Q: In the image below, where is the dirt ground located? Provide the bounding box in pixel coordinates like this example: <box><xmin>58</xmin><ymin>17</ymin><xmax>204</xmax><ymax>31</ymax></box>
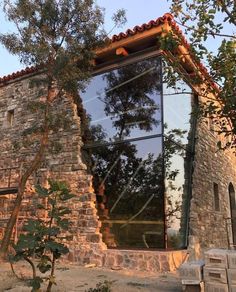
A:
<box><xmin>0</xmin><ymin>261</ymin><xmax>182</xmax><ymax>292</ymax></box>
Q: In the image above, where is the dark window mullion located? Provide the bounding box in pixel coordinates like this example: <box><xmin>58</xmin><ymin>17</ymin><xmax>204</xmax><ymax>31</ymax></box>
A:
<box><xmin>160</xmin><ymin>58</ymin><xmax>167</xmax><ymax>249</ymax></box>
<box><xmin>83</xmin><ymin>133</ymin><xmax>163</xmax><ymax>149</ymax></box>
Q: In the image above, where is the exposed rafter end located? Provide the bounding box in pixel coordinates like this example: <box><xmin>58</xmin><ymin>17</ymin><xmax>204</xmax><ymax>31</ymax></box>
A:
<box><xmin>116</xmin><ymin>47</ymin><xmax>129</xmax><ymax>57</ymax></box>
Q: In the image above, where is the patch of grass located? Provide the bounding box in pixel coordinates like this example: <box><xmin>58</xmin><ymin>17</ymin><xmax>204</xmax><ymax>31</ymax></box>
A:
<box><xmin>86</xmin><ymin>280</ymin><xmax>115</xmax><ymax>292</ymax></box>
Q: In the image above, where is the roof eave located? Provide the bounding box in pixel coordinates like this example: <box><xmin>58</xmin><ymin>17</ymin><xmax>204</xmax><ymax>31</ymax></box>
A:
<box><xmin>95</xmin><ymin>25</ymin><xmax>165</xmax><ymax>63</ymax></box>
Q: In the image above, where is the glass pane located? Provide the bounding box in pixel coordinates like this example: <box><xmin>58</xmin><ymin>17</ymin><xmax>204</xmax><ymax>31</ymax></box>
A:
<box><xmin>163</xmin><ymin>79</ymin><xmax>192</xmax><ymax>145</ymax></box>
<box><xmin>87</xmin><ymin>137</ymin><xmax>165</xmax><ymax>249</ymax></box>
<box><xmin>162</xmin><ymin>73</ymin><xmax>193</xmax><ymax>248</ymax></box>
<box><xmin>164</xmin><ymin>140</ymin><xmax>187</xmax><ymax>248</ymax></box>
<box><xmin>81</xmin><ymin>56</ymin><xmax>162</xmax><ymax>143</ymax></box>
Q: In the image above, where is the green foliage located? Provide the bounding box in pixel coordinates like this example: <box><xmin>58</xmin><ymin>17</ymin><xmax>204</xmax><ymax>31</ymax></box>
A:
<box><xmin>112</xmin><ymin>8</ymin><xmax>127</xmax><ymax>28</ymax></box>
<box><xmin>10</xmin><ymin>180</ymin><xmax>75</xmax><ymax>292</ymax></box>
<box><xmin>169</xmin><ymin>0</ymin><xmax>236</xmax><ymax>149</ymax></box>
<box><xmin>160</xmin><ymin>30</ymin><xmax>182</xmax><ymax>52</ymax></box>
<box><xmin>86</xmin><ymin>280</ymin><xmax>113</xmax><ymax>292</ymax></box>
<box><xmin>1</xmin><ymin>0</ymin><xmax>105</xmax><ymax>94</ymax></box>
<box><xmin>29</xmin><ymin>277</ymin><xmax>44</xmax><ymax>291</ymax></box>
<box><xmin>0</xmin><ymin>0</ymin><xmax>126</xmax><ymax>95</ymax></box>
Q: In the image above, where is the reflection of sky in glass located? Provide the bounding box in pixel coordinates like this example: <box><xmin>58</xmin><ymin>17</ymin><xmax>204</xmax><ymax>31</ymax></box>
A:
<box><xmin>163</xmin><ymin>81</ymin><xmax>192</xmax><ymax>145</ymax></box>
<box><xmin>124</xmin><ymin>137</ymin><xmax>162</xmax><ymax>159</ymax></box>
<box><xmin>163</xmin><ymin>78</ymin><xmax>192</xmax><ymax>232</ymax></box>
<box><xmin>165</xmin><ymin>152</ymin><xmax>185</xmax><ymax>231</ymax></box>
<box><xmin>81</xmin><ymin>57</ymin><xmax>162</xmax><ymax>142</ymax></box>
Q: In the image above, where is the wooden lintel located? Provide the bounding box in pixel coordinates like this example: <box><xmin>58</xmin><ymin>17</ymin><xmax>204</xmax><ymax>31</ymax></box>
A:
<box><xmin>116</xmin><ymin>47</ymin><xmax>129</xmax><ymax>57</ymax></box>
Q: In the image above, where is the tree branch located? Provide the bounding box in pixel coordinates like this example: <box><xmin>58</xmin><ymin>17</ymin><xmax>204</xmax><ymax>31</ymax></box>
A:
<box><xmin>175</xmin><ymin>20</ymin><xmax>236</xmax><ymax>39</ymax></box>
<box><xmin>218</xmin><ymin>0</ymin><xmax>236</xmax><ymax>26</ymax></box>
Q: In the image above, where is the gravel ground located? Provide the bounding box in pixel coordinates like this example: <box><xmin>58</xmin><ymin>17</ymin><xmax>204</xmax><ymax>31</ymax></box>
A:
<box><xmin>0</xmin><ymin>261</ymin><xmax>182</xmax><ymax>292</ymax></box>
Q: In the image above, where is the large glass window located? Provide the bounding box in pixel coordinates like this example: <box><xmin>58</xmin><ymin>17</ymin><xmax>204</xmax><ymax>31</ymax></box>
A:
<box><xmin>81</xmin><ymin>55</ymin><xmax>194</xmax><ymax>249</ymax></box>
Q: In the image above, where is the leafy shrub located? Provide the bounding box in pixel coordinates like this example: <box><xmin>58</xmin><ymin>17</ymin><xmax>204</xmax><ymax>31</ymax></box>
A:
<box><xmin>10</xmin><ymin>180</ymin><xmax>75</xmax><ymax>292</ymax></box>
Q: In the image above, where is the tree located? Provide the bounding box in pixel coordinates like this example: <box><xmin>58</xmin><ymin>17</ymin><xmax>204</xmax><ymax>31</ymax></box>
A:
<box><xmin>0</xmin><ymin>0</ymin><xmax>126</xmax><ymax>256</ymax></box>
<box><xmin>168</xmin><ymin>0</ymin><xmax>236</xmax><ymax>149</ymax></box>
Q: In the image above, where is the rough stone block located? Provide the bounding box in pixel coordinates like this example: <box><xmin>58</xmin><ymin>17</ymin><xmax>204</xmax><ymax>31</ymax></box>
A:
<box><xmin>205</xmin><ymin>282</ymin><xmax>228</xmax><ymax>292</ymax></box>
<box><xmin>227</xmin><ymin>250</ymin><xmax>236</xmax><ymax>269</ymax></box>
<box><xmin>182</xmin><ymin>281</ymin><xmax>204</xmax><ymax>292</ymax></box>
<box><xmin>204</xmin><ymin>267</ymin><xmax>228</xmax><ymax>284</ymax></box>
<box><xmin>227</xmin><ymin>268</ymin><xmax>236</xmax><ymax>287</ymax></box>
<box><xmin>179</xmin><ymin>261</ymin><xmax>204</xmax><ymax>281</ymax></box>
<box><xmin>205</xmin><ymin>249</ymin><xmax>229</xmax><ymax>268</ymax></box>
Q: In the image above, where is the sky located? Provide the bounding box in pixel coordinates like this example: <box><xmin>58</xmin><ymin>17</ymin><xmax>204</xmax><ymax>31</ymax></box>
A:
<box><xmin>0</xmin><ymin>0</ymin><xmax>171</xmax><ymax>77</ymax></box>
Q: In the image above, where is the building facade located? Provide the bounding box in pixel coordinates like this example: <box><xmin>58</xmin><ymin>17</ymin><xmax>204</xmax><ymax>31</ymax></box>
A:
<box><xmin>0</xmin><ymin>13</ymin><xmax>235</xmax><ymax>271</ymax></box>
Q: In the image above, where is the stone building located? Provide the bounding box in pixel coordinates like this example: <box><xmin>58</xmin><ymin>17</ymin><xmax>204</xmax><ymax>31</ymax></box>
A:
<box><xmin>0</xmin><ymin>13</ymin><xmax>235</xmax><ymax>272</ymax></box>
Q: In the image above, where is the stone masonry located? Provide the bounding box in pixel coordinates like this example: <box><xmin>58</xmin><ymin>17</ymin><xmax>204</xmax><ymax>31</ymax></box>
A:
<box><xmin>0</xmin><ymin>69</ymin><xmax>236</xmax><ymax>272</ymax></box>
<box><xmin>0</xmin><ymin>71</ymin><xmax>190</xmax><ymax>272</ymax></box>
<box><xmin>189</xmin><ymin>116</ymin><xmax>236</xmax><ymax>252</ymax></box>
<box><xmin>0</xmin><ymin>73</ymin><xmax>106</xmax><ymax>264</ymax></box>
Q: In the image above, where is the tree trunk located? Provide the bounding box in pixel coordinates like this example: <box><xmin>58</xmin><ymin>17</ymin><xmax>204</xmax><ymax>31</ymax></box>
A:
<box><xmin>46</xmin><ymin>255</ymin><xmax>56</xmax><ymax>292</ymax></box>
<box><xmin>0</xmin><ymin>189</ymin><xmax>23</xmax><ymax>257</ymax></box>
<box><xmin>0</xmin><ymin>84</ymin><xmax>56</xmax><ymax>257</ymax></box>
<box><xmin>0</xmin><ymin>133</ymin><xmax>49</xmax><ymax>257</ymax></box>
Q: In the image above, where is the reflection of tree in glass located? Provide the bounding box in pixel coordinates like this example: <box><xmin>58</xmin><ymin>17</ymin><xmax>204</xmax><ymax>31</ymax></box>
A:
<box><xmin>82</xmin><ymin>57</ymin><xmax>188</xmax><ymax>248</ymax></box>
<box><xmin>91</xmin><ymin>142</ymin><xmax>145</xmax><ymax>215</ymax></box>
<box><xmin>164</xmin><ymin>129</ymin><xmax>187</xmax><ymax>227</ymax></box>
<box><xmin>87</xmin><ymin>127</ymin><xmax>186</xmax><ymax>248</ymax></box>
<box><xmin>88</xmin><ymin>126</ymin><xmax>186</xmax><ymax>212</ymax></box>
<box><xmin>102</xmin><ymin>58</ymin><xmax>162</xmax><ymax>138</ymax></box>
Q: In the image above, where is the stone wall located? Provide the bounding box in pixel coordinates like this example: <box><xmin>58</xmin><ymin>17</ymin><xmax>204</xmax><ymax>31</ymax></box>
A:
<box><xmin>1</xmin><ymin>72</ymin><xmax>235</xmax><ymax>272</ymax></box>
<box><xmin>0</xmin><ymin>73</ymin><xmax>189</xmax><ymax>272</ymax></box>
<box><xmin>189</xmin><ymin>116</ymin><xmax>236</xmax><ymax>252</ymax></box>
<box><xmin>0</xmin><ymin>74</ymin><xmax>106</xmax><ymax>261</ymax></box>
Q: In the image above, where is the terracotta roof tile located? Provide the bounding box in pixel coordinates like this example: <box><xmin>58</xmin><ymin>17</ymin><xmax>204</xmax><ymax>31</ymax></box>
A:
<box><xmin>0</xmin><ymin>65</ymin><xmax>40</xmax><ymax>84</ymax></box>
<box><xmin>112</xmin><ymin>13</ymin><xmax>174</xmax><ymax>42</ymax></box>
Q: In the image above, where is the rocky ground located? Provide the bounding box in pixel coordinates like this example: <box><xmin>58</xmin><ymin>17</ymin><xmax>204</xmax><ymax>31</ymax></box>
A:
<box><xmin>0</xmin><ymin>261</ymin><xmax>182</xmax><ymax>292</ymax></box>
